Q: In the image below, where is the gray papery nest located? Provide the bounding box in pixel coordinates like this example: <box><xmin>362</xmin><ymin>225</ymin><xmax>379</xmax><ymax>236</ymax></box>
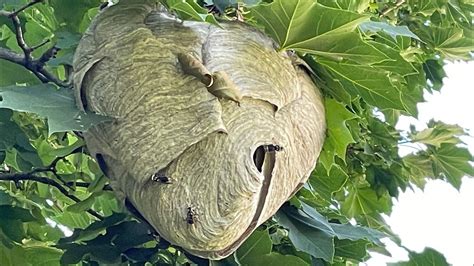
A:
<box><xmin>73</xmin><ymin>0</ymin><xmax>326</xmax><ymax>260</ymax></box>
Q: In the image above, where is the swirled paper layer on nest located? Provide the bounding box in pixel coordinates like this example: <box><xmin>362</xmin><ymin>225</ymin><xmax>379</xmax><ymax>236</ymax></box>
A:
<box><xmin>73</xmin><ymin>0</ymin><xmax>325</xmax><ymax>259</ymax></box>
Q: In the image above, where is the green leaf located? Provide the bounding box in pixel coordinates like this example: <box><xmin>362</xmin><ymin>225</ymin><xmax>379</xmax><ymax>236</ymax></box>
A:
<box><xmin>53</xmin><ymin>31</ymin><xmax>81</xmax><ymax>50</ymax></box>
<box><xmin>429</xmin><ymin>143</ymin><xmax>474</xmax><ymax>189</ymax></box>
<box><xmin>0</xmin><ymin>205</ymin><xmax>37</xmax><ymax>222</ymax></box>
<box><xmin>0</xmin><ymin>60</ymin><xmax>39</xmax><ymax>86</ymax></box>
<box><xmin>303</xmin><ymin>56</ymin><xmax>351</xmax><ymax>103</ymax></box>
<box><xmin>26</xmin><ymin>222</ymin><xmax>63</xmax><ymax>242</ymax></box>
<box><xmin>367</xmin><ymin>40</ymin><xmax>419</xmax><ymax>76</ymax></box>
<box><xmin>166</xmin><ymin>0</ymin><xmax>219</xmax><ymax>25</ymax></box>
<box><xmin>358</xmin><ymin>213</ymin><xmax>396</xmax><ymax>238</ymax></box>
<box><xmin>334</xmin><ymin>239</ymin><xmax>369</xmax><ymax>261</ymax></box>
<box><xmin>341</xmin><ymin>186</ymin><xmax>392</xmax><ymax>218</ymax></box>
<box><xmin>251</xmin><ymin>1</ymin><xmax>387</xmax><ymax>64</ymax></box>
<box><xmin>0</xmin><ymin>219</ymin><xmax>25</xmax><ymax>243</ymax></box>
<box><xmin>287</xmin><ymin>203</ymin><xmax>335</xmax><ymax>236</ymax></box>
<box><xmin>213</xmin><ymin>0</ymin><xmax>237</xmax><ymax>12</ymax></box>
<box><xmin>416</xmin><ymin>25</ymin><xmax>474</xmax><ymax>60</ymax></box>
<box><xmin>319</xmin><ymin>59</ymin><xmax>417</xmax><ymax>114</ymax></box>
<box><xmin>410</xmin><ymin>120</ymin><xmax>465</xmax><ymax>148</ymax></box>
<box><xmin>446</xmin><ymin>1</ymin><xmax>473</xmax><ymax>28</ymax></box>
<box><xmin>87</xmin><ymin>175</ymin><xmax>107</xmax><ymax>193</ymax></box>
<box><xmin>311</xmin><ymin>33</ymin><xmax>392</xmax><ymax>64</ymax></box>
<box><xmin>406</xmin><ymin>0</ymin><xmax>446</xmax><ymax>16</ymax></box>
<box><xmin>330</xmin><ymin>223</ymin><xmax>384</xmax><ymax>245</ymax></box>
<box><xmin>389</xmin><ymin>247</ymin><xmax>449</xmax><ymax>266</ymax></box>
<box><xmin>49</xmin><ymin>0</ymin><xmax>101</xmax><ymax>33</ymax></box>
<box><xmin>0</xmin><ymin>190</ymin><xmax>13</xmax><ymax>205</ymax></box>
<box><xmin>24</xmin><ymin>21</ymin><xmax>53</xmax><ymax>58</ymax></box>
<box><xmin>318</xmin><ymin>98</ymin><xmax>357</xmax><ymax>172</ymax></box>
<box><xmin>236</xmin><ymin>229</ymin><xmax>272</xmax><ymax>264</ymax></box>
<box><xmin>275</xmin><ymin>211</ymin><xmax>334</xmax><ymax>262</ymax></box>
<box><xmin>0</xmin><ymin>241</ymin><xmax>29</xmax><ymax>266</ymax></box>
<box><xmin>59</xmin><ymin>244</ymin><xmax>89</xmax><ymax>264</ymax></box>
<box><xmin>310</xmin><ymin>164</ymin><xmax>348</xmax><ymax>202</ymax></box>
<box><xmin>90</xmin><ymin>246</ymin><xmax>124</xmax><ymax>264</ymax></box>
<box><xmin>359</xmin><ymin>21</ymin><xmax>421</xmax><ymax>40</ymax></box>
<box><xmin>367</xmin><ymin>115</ymin><xmax>400</xmax><ymax>147</ymax></box>
<box><xmin>36</xmin><ymin>138</ymin><xmax>84</xmax><ymax>166</ymax></box>
<box><xmin>48</xmin><ymin>50</ymin><xmax>74</xmax><ymax>67</ymax></box>
<box><xmin>0</xmin><ymin>109</ymin><xmax>25</xmax><ymax>151</ymax></box>
<box><xmin>402</xmin><ymin>154</ymin><xmax>432</xmax><ymax>189</ymax></box>
<box><xmin>213</xmin><ymin>0</ymin><xmax>262</xmax><ymax>12</ymax></box>
<box><xmin>423</xmin><ymin>59</ymin><xmax>446</xmax><ymax>91</ymax></box>
<box><xmin>0</xmin><ymin>150</ymin><xmax>5</xmax><ymax>164</ymax></box>
<box><xmin>66</xmin><ymin>192</ymin><xmax>98</xmax><ymax>213</ymax></box>
<box><xmin>241</xmin><ymin>252</ymin><xmax>309</xmax><ymax>266</ymax></box>
<box><xmin>366</xmin><ymin>164</ymin><xmax>408</xmax><ymax>198</ymax></box>
<box><xmin>91</xmin><ymin>191</ymin><xmax>120</xmax><ymax>216</ymax></box>
<box><xmin>30</xmin><ymin>4</ymin><xmax>59</xmax><ymax>31</ymax></box>
<box><xmin>52</xmin><ymin>209</ymin><xmax>91</xmax><ymax>229</ymax></box>
<box><xmin>318</xmin><ymin>0</ymin><xmax>370</xmax><ymax>13</ymax></box>
<box><xmin>0</xmin><ymin>84</ymin><xmax>111</xmax><ymax>134</ymax></box>
<box><xmin>24</xmin><ymin>246</ymin><xmax>62</xmax><ymax>266</ymax></box>
<box><xmin>123</xmin><ymin>247</ymin><xmax>159</xmax><ymax>263</ymax></box>
<box><xmin>109</xmin><ymin>221</ymin><xmax>154</xmax><ymax>251</ymax></box>
<box><xmin>286</xmin><ymin>204</ymin><xmax>384</xmax><ymax>246</ymax></box>
<box><xmin>0</xmin><ymin>0</ymin><xmax>26</xmax><ymax>10</ymax></box>
<box><xmin>58</xmin><ymin>213</ymin><xmax>127</xmax><ymax>244</ymax></box>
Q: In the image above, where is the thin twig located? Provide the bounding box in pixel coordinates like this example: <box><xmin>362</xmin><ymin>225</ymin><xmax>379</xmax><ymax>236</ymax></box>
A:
<box><xmin>0</xmin><ymin>47</ymin><xmax>24</xmax><ymax>65</ymax></box>
<box><xmin>65</xmin><ymin>181</ymin><xmax>113</xmax><ymax>191</ymax></box>
<box><xmin>8</xmin><ymin>0</ymin><xmax>44</xmax><ymax>17</ymax></box>
<box><xmin>380</xmin><ymin>0</ymin><xmax>406</xmax><ymax>17</ymax></box>
<box><xmin>35</xmin><ymin>146</ymin><xmax>84</xmax><ymax>172</ymax></box>
<box><xmin>0</xmin><ymin>0</ymin><xmax>69</xmax><ymax>87</ymax></box>
<box><xmin>30</xmin><ymin>146</ymin><xmax>84</xmax><ymax>188</ymax></box>
<box><xmin>0</xmin><ymin>173</ymin><xmax>103</xmax><ymax>220</ymax></box>
<box><xmin>10</xmin><ymin>14</ymin><xmax>31</xmax><ymax>62</ymax></box>
<box><xmin>0</xmin><ymin>146</ymin><xmax>105</xmax><ymax>220</ymax></box>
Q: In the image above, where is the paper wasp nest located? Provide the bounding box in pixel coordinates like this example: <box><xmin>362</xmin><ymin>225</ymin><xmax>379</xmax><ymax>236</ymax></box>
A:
<box><xmin>73</xmin><ymin>0</ymin><xmax>325</xmax><ymax>260</ymax></box>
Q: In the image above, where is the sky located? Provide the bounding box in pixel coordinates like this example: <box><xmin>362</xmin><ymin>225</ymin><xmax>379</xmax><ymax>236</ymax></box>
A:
<box><xmin>366</xmin><ymin>61</ymin><xmax>474</xmax><ymax>265</ymax></box>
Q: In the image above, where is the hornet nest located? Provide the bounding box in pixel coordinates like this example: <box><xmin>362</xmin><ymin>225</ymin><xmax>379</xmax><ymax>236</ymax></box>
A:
<box><xmin>73</xmin><ymin>0</ymin><xmax>326</xmax><ymax>260</ymax></box>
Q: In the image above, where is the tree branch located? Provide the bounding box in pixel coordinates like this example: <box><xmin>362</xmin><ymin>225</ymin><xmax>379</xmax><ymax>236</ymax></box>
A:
<box><xmin>0</xmin><ymin>146</ymin><xmax>105</xmax><ymax>220</ymax></box>
<box><xmin>10</xmin><ymin>13</ymin><xmax>31</xmax><ymax>61</ymax></box>
<box><xmin>30</xmin><ymin>146</ymin><xmax>84</xmax><ymax>187</ymax></box>
<box><xmin>0</xmin><ymin>47</ymin><xmax>24</xmax><ymax>65</ymax></box>
<box><xmin>0</xmin><ymin>173</ymin><xmax>103</xmax><ymax>220</ymax></box>
<box><xmin>65</xmin><ymin>181</ymin><xmax>113</xmax><ymax>191</ymax></box>
<box><xmin>0</xmin><ymin>0</ymin><xmax>70</xmax><ymax>88</ymax></box>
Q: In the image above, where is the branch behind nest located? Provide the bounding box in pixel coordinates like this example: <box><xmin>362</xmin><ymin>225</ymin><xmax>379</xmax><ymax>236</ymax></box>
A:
<box><xmin>0</xmin><ymin>0</ymin><xmax>70</xmax><ymax>87</ymax></box>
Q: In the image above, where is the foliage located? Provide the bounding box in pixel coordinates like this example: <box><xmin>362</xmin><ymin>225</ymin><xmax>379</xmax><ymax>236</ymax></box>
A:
<box><xmin>388</xmin><ymin>248</ymin><xmax>449</xmax><ymax>266</ymax></box>
<box><xmin>0</xmin><ymin>84</ymin><xmax>110</xmax><ymax>134</ymax></box>
<box><xmin>0</xmin><ymin>0</ymin><xmax>473</xmax><ymax>265</ymax></box>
